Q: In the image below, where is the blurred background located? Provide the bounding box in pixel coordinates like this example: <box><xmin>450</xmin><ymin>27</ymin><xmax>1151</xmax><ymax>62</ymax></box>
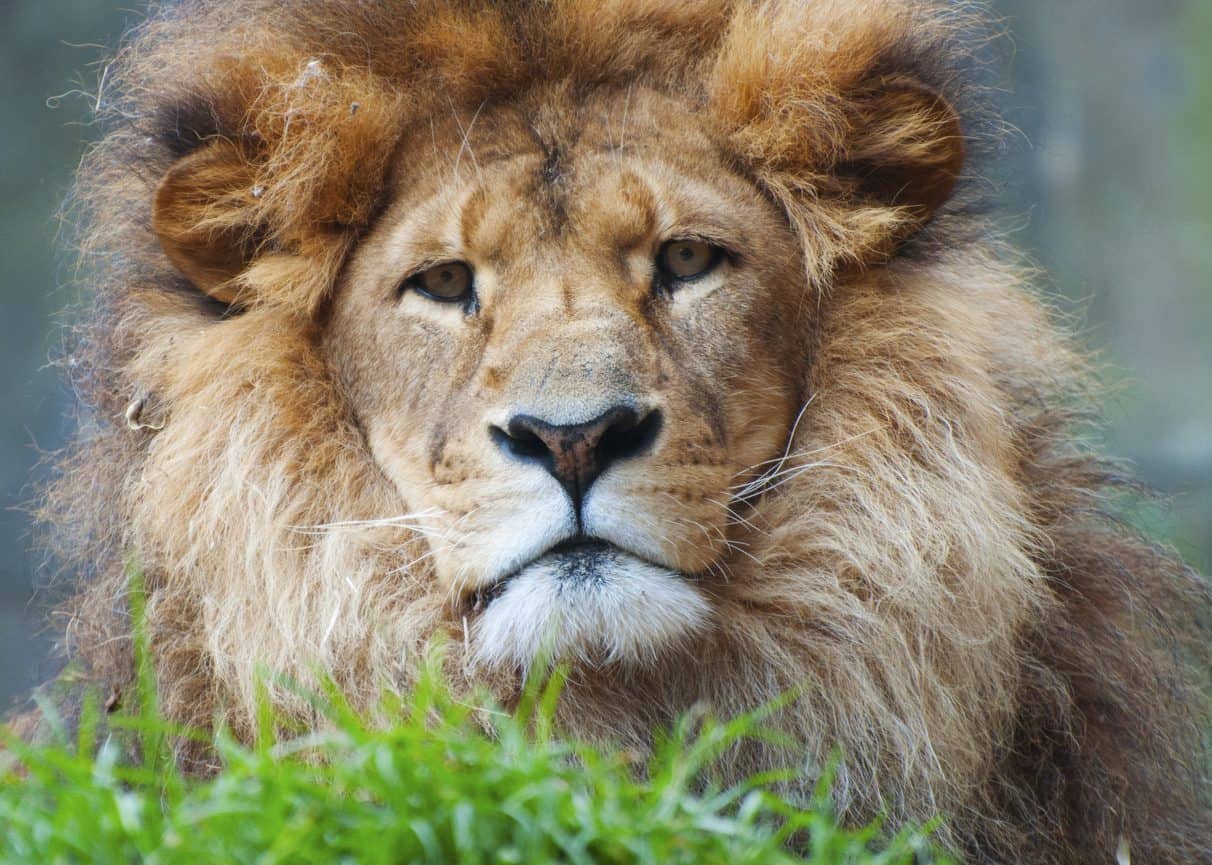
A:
<box><xmin>1</xmin><ymin>0</ymin><xmax>1209</xmax><ymax>707</ymax></box>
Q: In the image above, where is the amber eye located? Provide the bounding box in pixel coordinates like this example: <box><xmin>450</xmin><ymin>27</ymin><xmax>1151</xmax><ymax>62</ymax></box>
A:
<box><xmin>404</xmin><ymin>261</ymin><xmax>474</xmax><ymax>304</ymax></box>
<box><xmin>657</xmin><ymin>239</ymin><xmax>723</xmax><ymax>283</ymax></box>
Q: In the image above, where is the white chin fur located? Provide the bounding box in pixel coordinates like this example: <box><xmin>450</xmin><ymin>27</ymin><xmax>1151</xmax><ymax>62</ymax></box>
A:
<box><xmin>470</xmin><ymin>554</ymin><xmax>710</xmax><ymax>671</ymax></box>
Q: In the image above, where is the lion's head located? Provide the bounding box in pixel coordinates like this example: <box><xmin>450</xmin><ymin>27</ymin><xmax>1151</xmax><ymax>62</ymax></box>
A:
<box><xmin>30</xmin><ymin>1</ymin><xmax>1208</xmax><ymax>863</ymax></box>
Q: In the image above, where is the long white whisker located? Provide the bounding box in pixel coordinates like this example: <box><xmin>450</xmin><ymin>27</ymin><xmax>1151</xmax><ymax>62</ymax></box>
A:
<box><xmin>387</xmin><ymin>547</ymin><xmax>440</xmax><ymax>577</ymax></box>
<box><xmin>450</xmin><ymin>98</ymin><xmax>487</xmax><ymax>183</ymax></box>
<box><xmin>291</xmin><ymin>508</ymin><xmax>446</xmax><ymax>533</ymax></box>
<box><xmin>731</xmin><ymin>427</ymin><xmax>883</xmax><ymax>501</ymax></box>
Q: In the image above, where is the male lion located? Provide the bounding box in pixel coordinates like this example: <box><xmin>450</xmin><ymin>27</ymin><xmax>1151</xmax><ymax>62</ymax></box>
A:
<box><xmin>17</xmin><ymin>1</ymin><xmax>1209</xmax><ymax>863</ymax></box>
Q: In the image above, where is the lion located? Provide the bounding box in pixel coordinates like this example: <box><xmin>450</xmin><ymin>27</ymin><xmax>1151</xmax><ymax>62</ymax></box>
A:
<box><xmin>14</xmin><ymin>0</ymin><xmax>1208</xmax><ymax>863</ymax></box>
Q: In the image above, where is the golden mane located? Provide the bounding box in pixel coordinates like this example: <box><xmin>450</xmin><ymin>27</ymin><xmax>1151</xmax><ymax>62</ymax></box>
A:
<box><xmin>23</xmin><ymin>2</ymin><xmax>1210</xmax><ymax>864</ymax></box>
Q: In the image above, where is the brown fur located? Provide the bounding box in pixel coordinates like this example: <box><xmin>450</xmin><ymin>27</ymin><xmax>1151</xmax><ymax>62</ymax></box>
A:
<box><xmin>18</xmin><ymin>2</ymin><xmax>1209</xmax><ymax>864</ymax></box>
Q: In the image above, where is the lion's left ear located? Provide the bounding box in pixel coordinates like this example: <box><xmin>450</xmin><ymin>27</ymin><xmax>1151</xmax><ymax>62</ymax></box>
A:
<box><xmin>839</xmin><ymin>80</ymin><xmax>965</xmax><ymax>242</ymax></box>
<box><xmin>152</xmin><ymin>140</ymin><xmax>261</xmax><ymax>305</ymax></box>
<box><xmin>148</xmin><ymin>55</ymin><xmax>406</xmax><ymax>313</ymax></box>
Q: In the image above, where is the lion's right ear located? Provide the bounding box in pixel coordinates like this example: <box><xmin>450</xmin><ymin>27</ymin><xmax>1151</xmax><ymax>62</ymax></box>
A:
<box><xmin>152</xmin><ymin>141</ymin><xmax>261</xmax><ymax>305</ymax></box>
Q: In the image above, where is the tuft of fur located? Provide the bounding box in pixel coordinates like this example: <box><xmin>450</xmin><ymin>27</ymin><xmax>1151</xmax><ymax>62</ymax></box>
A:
<box><xmin>20</xmin><ymin>2</ymin><xmax>1210</xmax><ymax>864</ymax></box>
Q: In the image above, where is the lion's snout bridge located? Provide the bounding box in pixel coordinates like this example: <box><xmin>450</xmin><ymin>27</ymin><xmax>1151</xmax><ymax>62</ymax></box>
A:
<box><xmin>490</xmin><ymin>405</ymin><xmax>663</xmax><ymax>512</ymax></box>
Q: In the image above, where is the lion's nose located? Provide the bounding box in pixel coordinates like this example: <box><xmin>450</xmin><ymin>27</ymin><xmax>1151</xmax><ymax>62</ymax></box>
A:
<box><xmin>490</xmin><ymin>406</ymin><xmax>662</xmax><ymax>510</ymax></box>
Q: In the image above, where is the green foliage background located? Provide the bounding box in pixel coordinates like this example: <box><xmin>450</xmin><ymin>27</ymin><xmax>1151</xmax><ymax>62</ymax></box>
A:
<box><xmin>1</xmin><ymin>1</ymin><xmax>1209</xmax><ymax>708</ymax></box>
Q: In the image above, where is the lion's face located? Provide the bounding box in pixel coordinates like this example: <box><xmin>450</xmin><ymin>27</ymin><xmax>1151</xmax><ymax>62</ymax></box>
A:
<box><xmin>327</xmin><ymin>88</ymin><xmax>807</xmax><ymax>668</ymax></box>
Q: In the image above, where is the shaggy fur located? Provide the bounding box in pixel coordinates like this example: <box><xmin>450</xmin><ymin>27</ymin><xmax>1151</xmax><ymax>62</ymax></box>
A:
<box><xmin>15</xmin><ymin>2</ymin><xmax>1209</xmax><ymax>864</ymax></box>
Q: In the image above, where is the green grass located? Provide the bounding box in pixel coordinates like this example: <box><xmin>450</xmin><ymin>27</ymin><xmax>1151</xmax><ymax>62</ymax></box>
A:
<box><xmin>1</xmin><ymin>581</ymin><xmax>951</xmax><ymax>864</ymax></box>
<box><xmin>0</xmin><ymin>666</ymin><xmax>955</xmax><ymax>865</ymax></box>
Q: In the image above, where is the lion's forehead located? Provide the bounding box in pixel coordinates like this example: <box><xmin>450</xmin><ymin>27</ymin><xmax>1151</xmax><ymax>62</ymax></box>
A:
<box><xmin>373</xmin><ymin>88</ymin><xmax>759</xmax><ymax>277</ymax></box>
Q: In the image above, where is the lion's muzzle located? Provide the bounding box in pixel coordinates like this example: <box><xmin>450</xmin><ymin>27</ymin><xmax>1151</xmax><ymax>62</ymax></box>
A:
<box><xmin>469</xmin><ymin>539</ymin><xmax>710</xmax><ymax>672</ymax></box>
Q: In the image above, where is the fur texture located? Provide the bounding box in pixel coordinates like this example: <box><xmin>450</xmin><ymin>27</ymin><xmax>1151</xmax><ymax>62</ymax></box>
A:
<box><xmin>18</xmin><ymin>2</ymin><xmax>1210</xmax><ymax>864</ymax></box>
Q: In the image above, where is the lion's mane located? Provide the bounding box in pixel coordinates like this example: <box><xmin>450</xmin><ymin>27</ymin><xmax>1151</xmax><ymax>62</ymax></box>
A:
<box><xmin>27</xmin><ymin>1</ymin><xmax>1210</xmax><ymax>863</ymax></box>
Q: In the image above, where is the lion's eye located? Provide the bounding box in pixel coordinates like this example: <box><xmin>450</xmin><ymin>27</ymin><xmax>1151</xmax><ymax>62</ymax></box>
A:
<box><xmin>657</xmin><ymin>240</ymin><xmax>723</xmax><ymax>282</ymax></box>
<box><xmin>404</xmin><ymin>262</ymin><xmax>474</xmax><ymax>304</ymax></box>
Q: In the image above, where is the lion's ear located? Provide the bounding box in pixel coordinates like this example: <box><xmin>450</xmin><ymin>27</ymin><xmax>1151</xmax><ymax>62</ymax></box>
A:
<box><xmin>152</xmin><ymin>141</ymin><xmax>261</xmax><ymax>304</ymax></box>
<box><xmin>840</xmin><ymin>81</ymin><xmax>965</xmax><ymax>241</ymax></box>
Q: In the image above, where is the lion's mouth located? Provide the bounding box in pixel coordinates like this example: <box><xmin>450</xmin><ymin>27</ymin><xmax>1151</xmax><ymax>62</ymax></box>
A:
<box><xmin>545</xmin><ymin>537</ymin><xmax>615</xmax><ymax>557</ymax></box>
<box><xmin>471</xmin><ymin>537</ymin><xmax>641</xmax><ymax>611</ymax></box>
<box><xmin>467</xmin><ymin>534</ymin><xmax>711</xmax><ymax>670</ymax></box>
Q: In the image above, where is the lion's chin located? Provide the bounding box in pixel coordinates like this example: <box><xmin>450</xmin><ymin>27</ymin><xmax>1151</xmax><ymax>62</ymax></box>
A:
<box><xmin>469</xmin><ymin>541</ymin><xmax>711</xmax><ymax>672</ymax></box>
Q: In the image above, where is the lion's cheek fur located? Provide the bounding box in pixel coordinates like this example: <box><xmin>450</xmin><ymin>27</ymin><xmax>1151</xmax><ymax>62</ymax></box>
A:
<box><xmin>690</xmin><ymin>263</ymin><xmax>1053</xmax><ymax>821</ymax></box>
<box><xmin>121</xmin><ymin>311</ymin><xmax>443</xmax><ymax>732</ymax></box>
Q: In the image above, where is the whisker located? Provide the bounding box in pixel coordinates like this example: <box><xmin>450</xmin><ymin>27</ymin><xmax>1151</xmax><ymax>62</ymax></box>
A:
<box><xmin>730</xmin><ymin>426</ymin><xmax>883</xmax><ymax>501</ymax></box>
<box><xmin>387</xmin><ymin>547</ymin><xmax>440</xmax><ymax>577</ymax></box>
<box><xmin>753</xmin><ymin>460</ymin><xmax>860</xmax><ymax>500</ymax></box>
<box><xmin>291</xmin><ymin>507</ymin><xmax>444</xmax><ymax>529</ymax></box>
<box><xmin>619</xmin><ymin>83</ymin><xmax>634</xmax><ymax>150</ymax></box>
<box><xmin>707</xmin><ymin>496</ymin><xmax>762</xmax><ymax>534</ymax></box>
<box><xmin>449</xmin><ymin>98</ymin><xmax>487</xmax><ymax>184</ymax></box>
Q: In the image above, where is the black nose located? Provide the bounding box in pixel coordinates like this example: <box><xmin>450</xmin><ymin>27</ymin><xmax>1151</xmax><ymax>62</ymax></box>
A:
<box><xmin>490</xmin><ymin>406</ymin><xmax>662</xmax><ymax>510</ymax></box>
